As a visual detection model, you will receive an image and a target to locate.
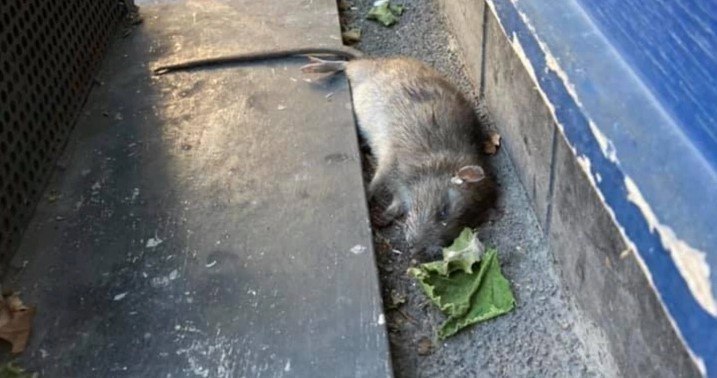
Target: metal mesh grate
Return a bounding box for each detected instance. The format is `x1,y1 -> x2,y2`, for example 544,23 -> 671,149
0,0 -> 125,262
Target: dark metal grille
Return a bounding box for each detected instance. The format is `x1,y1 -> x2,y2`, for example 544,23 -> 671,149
0,0 -> 125,263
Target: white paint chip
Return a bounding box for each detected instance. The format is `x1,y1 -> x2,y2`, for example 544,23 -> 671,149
113,292 -> 128,301
205,260 -> 217,268
146,236 -> 163,248
284,359 -> 291,372
377,313 -> 385,325
588,120 -> 618,163
625,177 -> 717,316
511,33 -> 538,84
350,244 -> 367,255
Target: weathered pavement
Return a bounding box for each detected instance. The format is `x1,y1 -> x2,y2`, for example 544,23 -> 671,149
5,1 -> 391,376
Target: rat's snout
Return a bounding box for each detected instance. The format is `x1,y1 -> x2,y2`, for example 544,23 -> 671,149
407,242 -> 443,261
404,208 -> 444,259
404,218 -> 419,247
423,245 -> 443,259
405,227 -> 443,260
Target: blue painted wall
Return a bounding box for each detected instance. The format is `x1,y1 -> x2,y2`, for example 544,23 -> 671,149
489,0 -> 717,375
578,0 -> 717,167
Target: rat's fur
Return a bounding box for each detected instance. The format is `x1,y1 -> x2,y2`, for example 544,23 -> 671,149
304,57 -> 495,258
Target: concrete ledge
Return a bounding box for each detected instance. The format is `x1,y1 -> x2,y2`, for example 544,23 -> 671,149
438,0 -> 486,92
550,135 -> 697,376
439,0 -> 702,376
482,11 -> 554,230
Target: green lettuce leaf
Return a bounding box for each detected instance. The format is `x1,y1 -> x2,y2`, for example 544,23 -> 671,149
409,228 -> 515,339
367,1 -> 404,27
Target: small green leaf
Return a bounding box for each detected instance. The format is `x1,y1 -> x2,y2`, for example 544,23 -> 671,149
442,227 -> 485,274
438,250 -> 515,338
0,362 -> 35,378
389,3 -> 404,15
367,1 -> 404,27
409,228 -> 515,339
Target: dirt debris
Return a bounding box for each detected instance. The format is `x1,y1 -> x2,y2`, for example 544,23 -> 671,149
483,131 -> 501,155
0,292 -> 35,354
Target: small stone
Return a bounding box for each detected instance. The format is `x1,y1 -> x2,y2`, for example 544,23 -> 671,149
417,337 -> 433,356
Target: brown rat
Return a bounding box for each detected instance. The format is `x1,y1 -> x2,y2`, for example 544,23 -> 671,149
154,50 -> 495,259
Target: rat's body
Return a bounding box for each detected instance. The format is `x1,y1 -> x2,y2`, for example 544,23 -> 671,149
155,49 -> 495,258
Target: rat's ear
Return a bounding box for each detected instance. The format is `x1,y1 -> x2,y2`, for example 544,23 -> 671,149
452,165 -> 485,185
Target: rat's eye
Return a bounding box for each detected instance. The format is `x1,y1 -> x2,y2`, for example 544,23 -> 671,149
437,203 -> 450,221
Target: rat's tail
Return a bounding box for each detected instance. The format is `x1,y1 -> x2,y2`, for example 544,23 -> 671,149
153,46 -> 362,75
300,56 -> 349,73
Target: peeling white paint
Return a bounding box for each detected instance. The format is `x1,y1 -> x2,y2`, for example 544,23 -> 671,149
543,50 -> 582,108
588,121 -> 618,162
575,155 -> 597,189
517,6 -> 622,166
625,177 -> 717,316
510,33 -> 538,84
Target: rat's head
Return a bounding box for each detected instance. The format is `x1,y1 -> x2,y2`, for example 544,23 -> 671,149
404,165 -> 491,258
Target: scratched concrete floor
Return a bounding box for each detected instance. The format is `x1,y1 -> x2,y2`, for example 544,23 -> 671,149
343,1 -> 620,377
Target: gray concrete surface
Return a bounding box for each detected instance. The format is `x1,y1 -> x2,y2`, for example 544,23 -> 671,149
343,0 -> 619,376
550,130 -> 700,377
483,10 -> 556,230
5,1 -> 391,376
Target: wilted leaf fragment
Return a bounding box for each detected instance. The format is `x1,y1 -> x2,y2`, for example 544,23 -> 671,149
342,28 -> 362,44
483,132 -> 501,155
0,362 -> 35,378
409,228 -> 514,339
367,1 -> 405,27
0,293 -> 35,354
389,289 -> 406,309
416,337 -> 433,355
411,228 -> 485,278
